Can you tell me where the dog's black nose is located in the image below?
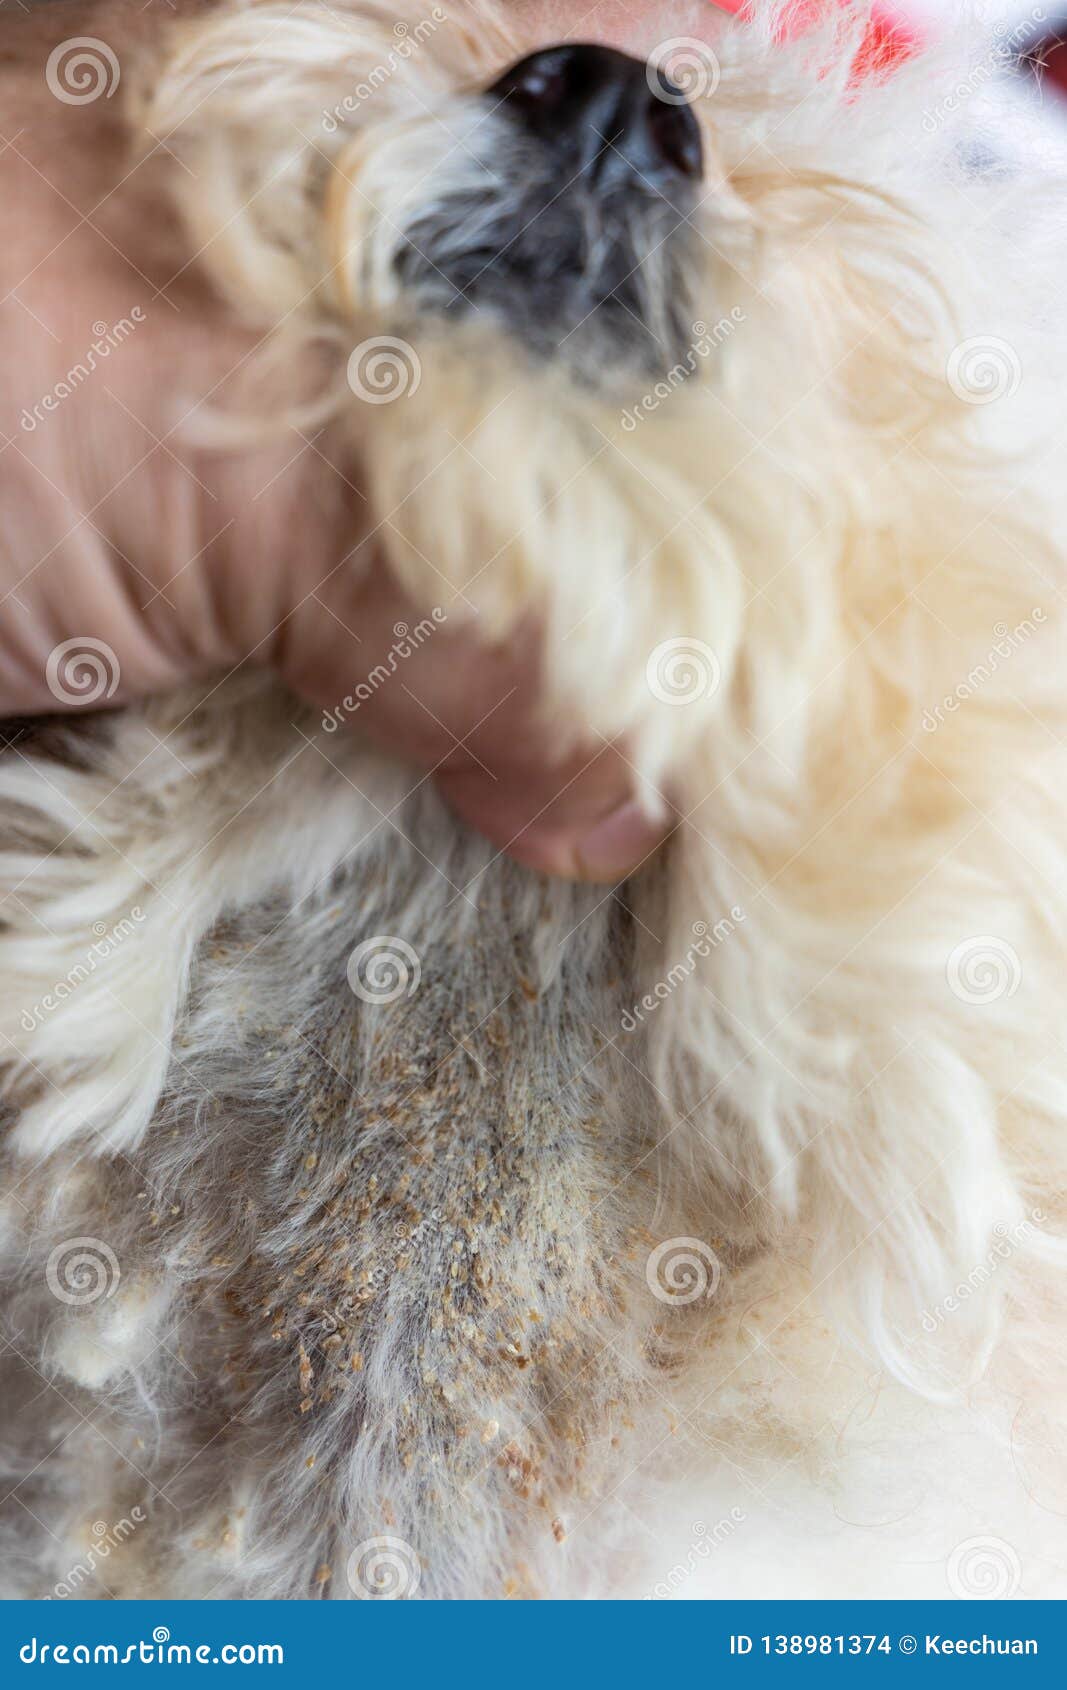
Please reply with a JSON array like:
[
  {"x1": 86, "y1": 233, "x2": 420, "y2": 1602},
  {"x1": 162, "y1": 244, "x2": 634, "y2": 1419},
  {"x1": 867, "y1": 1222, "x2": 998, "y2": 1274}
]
[{"x1": 488, "y1": 44, "x2": 703, "y2": 193}]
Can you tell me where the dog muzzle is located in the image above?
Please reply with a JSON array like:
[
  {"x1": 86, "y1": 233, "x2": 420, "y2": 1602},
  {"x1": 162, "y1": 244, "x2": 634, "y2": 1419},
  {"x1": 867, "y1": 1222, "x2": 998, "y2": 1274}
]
[{"x1": 391, "y1": 44, "x2": 704, "y2": 377}]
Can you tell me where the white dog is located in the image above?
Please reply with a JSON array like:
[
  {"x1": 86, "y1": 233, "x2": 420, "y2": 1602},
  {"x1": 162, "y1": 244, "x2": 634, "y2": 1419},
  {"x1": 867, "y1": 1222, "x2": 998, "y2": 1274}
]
[{"x1": 1, "y1": 0, "x2": 1065, "y2": 1600}]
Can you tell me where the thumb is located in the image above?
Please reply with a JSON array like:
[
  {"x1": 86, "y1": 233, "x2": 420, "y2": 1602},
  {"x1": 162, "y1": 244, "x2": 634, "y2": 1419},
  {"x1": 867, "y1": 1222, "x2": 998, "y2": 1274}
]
[
  {"x1": 278, "y1": 557, "x2": 671, "y2": 881},
  {"x1": 435, "y1": 747, "x2": 670, "y2": 883}
]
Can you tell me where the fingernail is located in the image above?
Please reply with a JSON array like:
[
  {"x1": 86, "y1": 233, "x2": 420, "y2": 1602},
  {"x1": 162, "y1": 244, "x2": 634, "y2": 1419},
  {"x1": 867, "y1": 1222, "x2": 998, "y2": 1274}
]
[{"x1": 574, "y1": 799, "x2": 670, "y2": 883}]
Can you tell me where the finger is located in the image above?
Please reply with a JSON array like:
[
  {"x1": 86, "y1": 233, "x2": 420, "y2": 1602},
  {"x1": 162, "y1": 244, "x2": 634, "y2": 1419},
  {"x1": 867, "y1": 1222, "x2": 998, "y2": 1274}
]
[
  {"x1": 436, "y1": 749, "x2": 672, "y2": 883},
  {"x1": 281, "y1": 558, "x2": 672, "y2": 879}
]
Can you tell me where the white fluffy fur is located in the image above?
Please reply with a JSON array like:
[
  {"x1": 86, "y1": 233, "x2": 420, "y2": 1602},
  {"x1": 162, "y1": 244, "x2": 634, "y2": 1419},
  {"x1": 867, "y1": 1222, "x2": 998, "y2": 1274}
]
[{"x1": 1, "y1": 0, "x2": 1066, "y2": 1599}]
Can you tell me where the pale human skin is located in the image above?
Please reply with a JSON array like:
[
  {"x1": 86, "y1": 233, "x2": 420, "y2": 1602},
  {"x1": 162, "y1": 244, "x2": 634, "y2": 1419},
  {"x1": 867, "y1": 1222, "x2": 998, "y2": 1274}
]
[{"x1": 0, "y1": 0, "x2": 685, "y2": 880}]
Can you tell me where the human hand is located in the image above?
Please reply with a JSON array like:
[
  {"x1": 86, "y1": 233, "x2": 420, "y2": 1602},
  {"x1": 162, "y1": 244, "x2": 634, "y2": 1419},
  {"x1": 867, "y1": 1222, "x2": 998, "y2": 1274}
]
[{"x1": 0, "y1": 0, "x2": 671, "y2": 882}]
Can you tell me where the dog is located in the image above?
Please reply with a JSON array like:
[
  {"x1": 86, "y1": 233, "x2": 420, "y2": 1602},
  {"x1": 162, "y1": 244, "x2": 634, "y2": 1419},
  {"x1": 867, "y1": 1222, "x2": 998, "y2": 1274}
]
[{"x1": 1, "y1": 0, "x2": 1066, "y2": 1599}]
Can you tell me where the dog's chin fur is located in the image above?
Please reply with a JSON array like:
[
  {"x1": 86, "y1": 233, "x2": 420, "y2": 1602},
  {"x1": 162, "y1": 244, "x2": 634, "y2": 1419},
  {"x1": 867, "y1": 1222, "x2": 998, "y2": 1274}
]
[{"x1": 2, "y1": 0, "x2": 1067, "y2": 1599}]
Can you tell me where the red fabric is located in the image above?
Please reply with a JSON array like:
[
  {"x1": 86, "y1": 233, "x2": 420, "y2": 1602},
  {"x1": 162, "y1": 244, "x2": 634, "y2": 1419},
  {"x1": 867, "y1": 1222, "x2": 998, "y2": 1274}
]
[{"x1": 705, "y1": 1, "x2": 920, "y2": 79}]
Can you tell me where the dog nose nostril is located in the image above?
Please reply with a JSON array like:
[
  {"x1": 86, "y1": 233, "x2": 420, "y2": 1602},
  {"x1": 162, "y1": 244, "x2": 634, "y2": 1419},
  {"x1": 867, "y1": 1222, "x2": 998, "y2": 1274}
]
[
  {"x1": 489, "y1": 43, "x2": 703, "y2": 189},
  {"x1": 492, "y1": 48, "x2": 570, "y2": 117},
  {"x1": 642, "y1": 89, "x2": 704, "y2": 181}
]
